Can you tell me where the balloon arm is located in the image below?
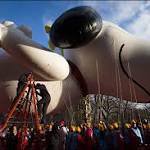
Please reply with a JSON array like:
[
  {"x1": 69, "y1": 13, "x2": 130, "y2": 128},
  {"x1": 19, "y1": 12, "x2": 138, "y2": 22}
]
[
  {"x1": 0, "y1": 22, "x2": 53, "y2": 54},
  {"x1": 0, "y1": 22, "x2": 70, "y2": 81}
]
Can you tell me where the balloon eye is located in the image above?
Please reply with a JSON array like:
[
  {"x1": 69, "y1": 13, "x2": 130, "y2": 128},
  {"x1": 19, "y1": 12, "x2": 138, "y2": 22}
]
[{"x1": 50, "y1": 6, "x2": 102, "y2": 49}]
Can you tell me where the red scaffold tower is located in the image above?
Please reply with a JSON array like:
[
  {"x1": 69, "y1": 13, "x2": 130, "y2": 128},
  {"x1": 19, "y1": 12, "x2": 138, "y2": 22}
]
[{"x1": 0, "y1": 73, "x2": 41, "y2": 150}]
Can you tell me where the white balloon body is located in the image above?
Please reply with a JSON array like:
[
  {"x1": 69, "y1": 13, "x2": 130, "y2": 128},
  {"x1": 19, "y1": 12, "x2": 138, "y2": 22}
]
[{"x1": 0, "y1": 21, "x2": 149, "y2": 115}]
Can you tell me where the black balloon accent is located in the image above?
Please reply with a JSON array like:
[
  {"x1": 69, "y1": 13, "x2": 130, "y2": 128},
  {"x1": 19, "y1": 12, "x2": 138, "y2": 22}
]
[{"x1": 50, "y1": 6, "x2": 102, "y2": 49}]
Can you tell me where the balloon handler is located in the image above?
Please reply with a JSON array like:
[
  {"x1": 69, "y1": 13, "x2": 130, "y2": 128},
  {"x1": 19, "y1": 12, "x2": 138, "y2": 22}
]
[
  {"x1": 16, "y1": 73, "x2": 30, "y2": 96},
  {"x1": 9, "y1": 73, "x2": 30, "y2": 110},
  {"x1": 35, "y1": 83, "x2": 51, "y2": 124}
]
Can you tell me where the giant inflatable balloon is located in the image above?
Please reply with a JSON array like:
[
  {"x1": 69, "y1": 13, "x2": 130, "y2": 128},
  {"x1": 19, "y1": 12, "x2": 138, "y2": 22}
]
[
  {"x1": 50, "y1": 6, "x2": 150, "y2": 103},
  {"x1": 0, "y1": 6, "x2": 149, "y2": 114}
]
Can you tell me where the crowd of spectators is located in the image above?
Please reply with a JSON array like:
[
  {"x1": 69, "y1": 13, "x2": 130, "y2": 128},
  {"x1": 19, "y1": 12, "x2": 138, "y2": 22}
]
[{"x1": 0, "y1": 120, "x2": 150, "y2": 150}]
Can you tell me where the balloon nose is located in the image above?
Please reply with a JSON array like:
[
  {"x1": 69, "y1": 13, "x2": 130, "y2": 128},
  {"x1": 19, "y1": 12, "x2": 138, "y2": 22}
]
[{"x1": 50, "y1": 6, "x2": 102, "y2": 49}]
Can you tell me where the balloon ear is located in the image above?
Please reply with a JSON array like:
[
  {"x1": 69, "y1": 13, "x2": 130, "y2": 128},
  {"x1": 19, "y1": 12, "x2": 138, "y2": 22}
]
[
  {"x1": 45, "y1": 24, "x2": 51, "y2": 33},
  {"x1": 50, "y1": 6, "x2": 102, "y2": 49}
]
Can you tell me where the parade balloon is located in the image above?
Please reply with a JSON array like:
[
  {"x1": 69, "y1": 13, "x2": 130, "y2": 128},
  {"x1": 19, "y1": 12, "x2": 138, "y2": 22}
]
[{"x1": 0, "y1": 6, "x2": 149, "y2": 114}]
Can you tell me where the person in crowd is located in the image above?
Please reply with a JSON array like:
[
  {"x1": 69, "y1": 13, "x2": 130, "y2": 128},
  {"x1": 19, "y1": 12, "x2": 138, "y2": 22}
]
[
  {"x1": 58, "y1": 120, "x2": 68, "y2": 150},
  {"x1": 5, "y1": 126, "x2": 18, "y2": 150},
  {"x1": 82, "y1": 126, "x2": 94, "y2": 150},
  {"x1": 112, "y1": 122, "x2": 124, "y2": 150},
  {"x1": 0, "y1": 129, "x2": 7, "y2": 150},
  {"x1": 31, "y1": 127, "x2": 45, "y2": 150},
  {"x1": 98, "y1": 121, "x2": 107, "y2": 150},
  {"x1": 131, "y1": 120, "x2": 143, "y2": 145},
  {"x1": 28, "y1": 128, "x2": 35, "y2": 150},
  {"x1": 123, "y1": 123, "x2": 132, "y2": 150},
  {"x1": 143, "y1": 123, "x2": 150, "y2": 150},
  {"x1": 105, "y1": 124, "x2": 114, "y2": 150},
  {"x1": 137, "y1": 121, "x2": 145, "y2": 143},
  {"x1": 93, "y1": 123, "x2": 100, "y2": 149},
  {"x1": 66, "y1": 125, "x2": 79, "y2": 150},
  {"x1": 45, "y1": 122, "x2": 60, "y2": 150},
  {"x1": 80, "y1": 123, "x2": 87, "y2": 137},
  {"x1": 126, "y1": 120, "x2": 143, "y2": 150},
  {"x1": 76, "y1": 126, "x2": 84, "y2": 150}
]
